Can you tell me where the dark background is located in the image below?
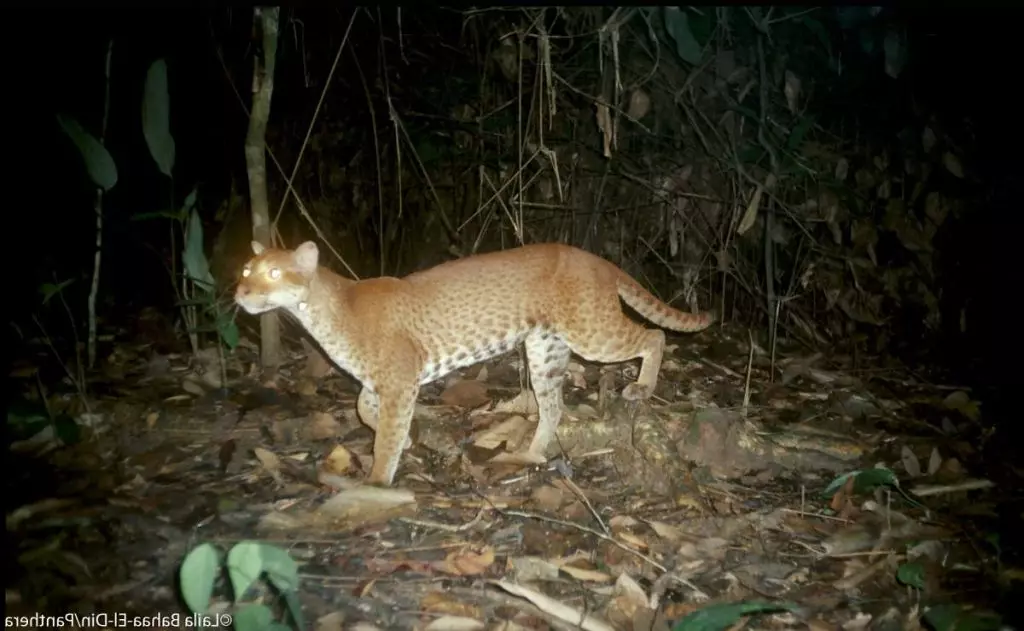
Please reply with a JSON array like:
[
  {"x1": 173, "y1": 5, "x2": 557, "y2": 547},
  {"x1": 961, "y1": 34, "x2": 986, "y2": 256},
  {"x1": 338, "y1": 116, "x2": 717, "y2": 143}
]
[{"x1": 9, "y1": 6, "x2": 1023, "y2": 446}]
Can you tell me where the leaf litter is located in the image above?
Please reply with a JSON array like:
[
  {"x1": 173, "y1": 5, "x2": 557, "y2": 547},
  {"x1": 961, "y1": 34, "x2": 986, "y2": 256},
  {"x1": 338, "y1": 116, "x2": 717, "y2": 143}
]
[{"x1": 5, "y1": 316, "x2": 1014, "y2": 630}]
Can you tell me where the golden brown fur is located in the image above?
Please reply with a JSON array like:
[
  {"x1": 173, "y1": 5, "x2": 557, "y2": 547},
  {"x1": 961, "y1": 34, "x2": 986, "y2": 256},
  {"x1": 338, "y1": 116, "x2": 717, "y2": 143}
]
[{"x1": 236, "y1": 240, "x2": 713, "y2": 486}]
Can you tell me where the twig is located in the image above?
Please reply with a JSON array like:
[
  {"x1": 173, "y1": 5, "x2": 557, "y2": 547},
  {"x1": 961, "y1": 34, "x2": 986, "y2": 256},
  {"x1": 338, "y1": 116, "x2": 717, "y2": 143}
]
[
  {"x1": 398, "y1": 506, "x2": 488, "y2": 533},
  {"x1": 503, "y1": 509, "x2": 665, "y2": 571},
  {"x1": 87, "y1": 39, "x2": 114, "y2": 370}
]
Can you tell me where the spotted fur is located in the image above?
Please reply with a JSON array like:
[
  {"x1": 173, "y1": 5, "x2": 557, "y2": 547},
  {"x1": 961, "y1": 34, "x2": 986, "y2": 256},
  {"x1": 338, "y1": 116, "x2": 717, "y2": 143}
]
[{"x1": 236, "y1": 240, "x2": 714, "y2": 486}]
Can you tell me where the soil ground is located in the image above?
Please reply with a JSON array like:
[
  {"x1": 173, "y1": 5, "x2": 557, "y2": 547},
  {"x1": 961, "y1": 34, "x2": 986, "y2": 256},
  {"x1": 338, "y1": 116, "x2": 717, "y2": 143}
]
[{"x1": 6, "y1": 310, "x2": 1018, "y2": 630}]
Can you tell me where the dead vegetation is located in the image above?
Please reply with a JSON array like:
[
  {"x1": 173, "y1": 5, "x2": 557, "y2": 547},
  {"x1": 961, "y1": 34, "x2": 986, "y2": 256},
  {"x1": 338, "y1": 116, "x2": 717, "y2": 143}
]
[{"x1": 8, "y1": 6, "x2": 1016, "y2": 631}]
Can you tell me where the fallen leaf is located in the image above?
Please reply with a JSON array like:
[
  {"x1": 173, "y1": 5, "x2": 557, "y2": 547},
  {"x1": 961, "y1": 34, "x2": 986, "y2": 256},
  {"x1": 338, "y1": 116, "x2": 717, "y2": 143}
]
[
  {"x1": 424, "y1": 616, "x2": 485, "y2": 631},
  {"x1": 557, "y1": 564, "x2": 612, "y2": 583},
  {"x1": 305, "y1": 411, "x2": 343, "y2": 440},
  {"x1": 441, "y1": 379, "x2": 491, "y2": 408},
  {"x1": 314, "y1": 612, "x2": 345, "y2": 631},
  {"x1": 507, "y1": 556, "x2": 560, "y2": 582},
  {"x1": 316, "y1": 485, "x2": 417, "y2": 525},
  {"x1": 531, "y1": 485, "x2": 568, "y2": 511},
  {"x1": 605, "y1": 573, "x2": 650, "y2": 628},
  {"x1": 440, "y1": 545, "x2": 495, "y2": 576},
  {"x1": 472, "y1": 415, "x2": 530, "y2": 450},
  {"x1": 488, "y1": 580, "x2": 616, "y2": 631},
  {"x1": 321, "y1": 445, "x2": 355, "y2": 476},
  {"x1": 253, "y1": 447, "x2": 284, "y2": 483},
  {"x1": 616, "y1": 531, "x2": 649, "y2": 550},
  {"x1": 420, "y1": 591, "x2": 483, "y2": 619}
]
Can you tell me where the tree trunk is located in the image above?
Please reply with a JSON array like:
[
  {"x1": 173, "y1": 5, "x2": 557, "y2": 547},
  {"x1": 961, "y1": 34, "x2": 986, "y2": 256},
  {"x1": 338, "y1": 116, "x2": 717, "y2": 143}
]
[{"x1": 245, "y1": 6, "x2": 282, "y2": 372}]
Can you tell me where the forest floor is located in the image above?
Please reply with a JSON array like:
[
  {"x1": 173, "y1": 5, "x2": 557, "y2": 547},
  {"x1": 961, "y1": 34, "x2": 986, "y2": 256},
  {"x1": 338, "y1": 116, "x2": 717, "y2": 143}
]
[{"x1": 6, "y1": 310, "x2": 1016, "y2": 631}]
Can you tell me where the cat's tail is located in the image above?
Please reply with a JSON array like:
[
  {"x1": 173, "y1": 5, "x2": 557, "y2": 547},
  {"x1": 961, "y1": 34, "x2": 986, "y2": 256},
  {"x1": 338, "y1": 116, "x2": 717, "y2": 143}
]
[{"x1": 615, "y1": 270, "x2": 715, "y2": 332}]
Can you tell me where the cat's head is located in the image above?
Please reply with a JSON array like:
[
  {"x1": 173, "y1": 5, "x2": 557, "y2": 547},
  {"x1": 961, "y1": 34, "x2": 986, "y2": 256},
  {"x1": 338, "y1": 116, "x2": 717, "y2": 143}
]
[{"x1": 235, "y1": 240, "x2": 319, "y2": 314}]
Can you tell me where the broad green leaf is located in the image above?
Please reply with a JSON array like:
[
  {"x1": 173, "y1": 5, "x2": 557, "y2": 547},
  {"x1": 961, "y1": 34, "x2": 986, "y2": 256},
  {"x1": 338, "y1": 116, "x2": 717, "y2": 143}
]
[
  {"x1": 233, "y1": 604, "x2": 273, "y2": 631},
  {"x1": 53, "y1": 414, "x2": 81, "y2": 446},
  {"x1": 787, "y1": 117, "x2": 816, "y2": 152},
  {"x1": 216, "y1": 315, "x2": 240, "y2": 350},
  {"x1": 226, "y1": 541, "x2": 264, "y2": 601},
  {"x1": 280, "y1": 589, "x2": 305, "y2": 630},
  {"x1": 142, "y1": 58, "x2": 176, "y2": 178},
  {"x1": 40, "y1": 279, "x2": 74, "y2": 305},
  {"x1": 57, "y1": 114, "x2": 118, "y2": 191},
  {"x1": 922, "y1": 604, "x2": 1003, "y2": 631},
  {"x1": 179, "y1": 543, "x2": 221, "y2": 614},
  {"x1": 664, "y1": 7, "x2": 703, "y2": 65},
  {"x1": 897, "y1": 561, "x2": 926, "y2": 589},
  {"x1": 133, "y1": 209, "x2": 185, "y2": 222},
  {"x1": 183, "y1": 208, "x2": 215, "y2": 289},
  {"x1": 259, "y1": 543, "x2": 300, "y2": 593},
  {"x1": 672, "y1": 601, "x2": 800, "y2": 631}
]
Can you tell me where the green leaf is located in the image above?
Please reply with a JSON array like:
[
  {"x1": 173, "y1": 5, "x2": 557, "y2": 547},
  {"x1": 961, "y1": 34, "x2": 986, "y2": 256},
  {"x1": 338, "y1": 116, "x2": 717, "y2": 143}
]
[
  {"x1": 280, "y1": 589, "x2": 305, "y2": 630},
  {"x1": 922, "y1": 604, "x2": 1003, "y2": 631},
  {"x1": 133, "y1": 209, "x2": 185, "y2": 222},
  {"x1": 53, "y1": 414, "x2": 81, "y2": 445},
  {"x1": 786, "y1": 117, "x2": 816, "y2": 152},
  {"x1": 896, "y1": 561, "x2": 926, "y2": 589},
  {"x1": 672, "y1": 601, "x2": 800, "y2": 631},
  {"x1": 663, "y1": 7, "x2": 703, "y2": 65},
  {"x1": 57, "y1": 114, "x2": 118, "y2": 191},
  {"x1": 39, "y1": 279, "x2": 74, "y2": 305},
  {"x1": 142, "y1": 58, "x2": 176, "y2": 178},
  {"x1": 179, "y1": 543, "x2": 221, "y2": 614},
  {"x1": 233, "y1": 604, "x2": 273, "y2": 631},
  {"x1": 226, "y1": 541, "x2": 264, "y2": 601},
  {"x1": 216, "y1": 315, "x2": 240, "y2": 350},
  {"x1": 259, "y1": 543, "x2": 300, "y2": 593},
  {"x1": 6, "y1": 399, "x2": 50, "y2": 440},
  {"x1": 183, "y1": 208, "x2": 216, "y2": 289}
]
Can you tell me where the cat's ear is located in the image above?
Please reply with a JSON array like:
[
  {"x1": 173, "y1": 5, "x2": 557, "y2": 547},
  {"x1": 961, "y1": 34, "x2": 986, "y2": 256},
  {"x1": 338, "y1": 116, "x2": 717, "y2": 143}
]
[
  {"x1": 294, "y1": 241, "x2": 319, "y2": 273},
  {"x1": 251, "y1": 241, "x2": 265, "y2": 255}
]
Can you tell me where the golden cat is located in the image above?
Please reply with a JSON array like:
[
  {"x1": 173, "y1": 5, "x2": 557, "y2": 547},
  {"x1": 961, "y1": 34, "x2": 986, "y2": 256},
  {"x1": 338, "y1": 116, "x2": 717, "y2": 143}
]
[{"x1": 235, "y1": 241, "x2": 713, "y2": 486}]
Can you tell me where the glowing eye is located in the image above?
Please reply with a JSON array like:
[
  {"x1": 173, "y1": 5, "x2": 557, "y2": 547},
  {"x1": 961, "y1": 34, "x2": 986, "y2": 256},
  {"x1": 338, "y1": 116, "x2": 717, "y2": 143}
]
[
  {"x1": 269, "y1": 268, "x2": 281, "y2": 280},
  {"x1": 242, "y1": 268, "x2": 251, "y2": 278}
]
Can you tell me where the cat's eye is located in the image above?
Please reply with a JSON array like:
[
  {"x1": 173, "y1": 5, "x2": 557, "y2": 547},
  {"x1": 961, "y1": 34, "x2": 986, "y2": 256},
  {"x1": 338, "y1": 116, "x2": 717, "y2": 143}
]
[
  {"x1": 269, "y1": 268, "x2": 281, "y2": 280},
  {"x1": 242, "y1": 267, "x2": 251, "y2": 278}
]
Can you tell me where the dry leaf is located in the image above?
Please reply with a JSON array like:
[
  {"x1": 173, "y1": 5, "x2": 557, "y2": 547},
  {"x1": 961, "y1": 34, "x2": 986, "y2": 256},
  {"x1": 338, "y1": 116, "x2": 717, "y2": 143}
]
[
  {"x1": 472, "y1": 415, "x2": 530, "y2": 451},
  {"x1": 922, "y1": 127, "x2": 936, "y2": 153},
  {"x1": 424, "y1": 616, "x2": 485, "y2": 631},
  {"x1": 531, "y1": 485, "x2": 568, "y2": 511},
  {"x1": 609, "y1": 515, "x2": 640, "y2": 529},
  {"x1": 508, "y1": 556, "x2": 560, "y2": 582},
  {"x1": 305, "y1": 411, "x2": 343, "y2": 440},
  {"x1": 316, "y1": 485, "x2": 417, "y2": 525},
  {"x1": 181, "y1": 379, "x2": 205, "y2": 396},
  {"x1": 557, "y1": 564, "x2": 612, "y2": 583},
  {"x1": 927, "y1": 447, "x2": 942, "y2": 476},
  {"x1": 421, "y1": 591, "x2": 484, "y2": 619},
  {"x1": 488, "y1": 580, "x2": 616, "y2": 631},
  {"x1": 440, "y1": 380, "x2": 491, "y2": 408},
  {"x1": 605, "y1": 573, "x2": 650, "y2": 628},
  {"x1": 253, "y1": 447, "x2": 283, "y2": 483},
  {"x1": 627, "y1": 89, "x2": 650, "y2": 119},
  {"x1": 737, "y1": 183, "x2": 764, "y2": 235},
  {"x1": 616, "y1": 531, "x2": 648, "y2": 550},
  {"x1": 783, "y1": 70, "x2": 802, "y2": 114},
  {"x1": 942, "y1": 151, "x2": 963, "y2": 178},
  {"x1": 644, "y1": 519, "x2": 684, "y2": 543},
  {"x1": 901, "y1": 445, "x2": 921, "y2": 478},
  {"x1": 314, "y1": 612, "x2": 346, "y2": 631},
  {"x1": 441, "y1": 545, "x2": 495, "y2": 576},
  {"x1": 321, "y1": 445, "x2": 355, "y2": 475}
]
